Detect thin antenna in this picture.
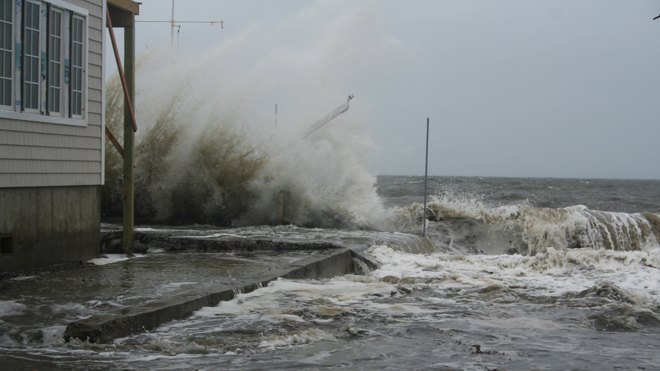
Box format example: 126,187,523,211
275,103,278,126
134,0,222,45
170,0,175,46
423,117,430,237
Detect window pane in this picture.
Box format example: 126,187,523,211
49,86,60,113
53,88,59,111
30,84,37,104
32,59,38,80
1,80,7,106
24,85,31,108
2,52,9,77
31,6,38,26
5,23,11,49
1,23,8,49
25,3,33,26
72,92,77,115
31,32,38,53
75,19,81,39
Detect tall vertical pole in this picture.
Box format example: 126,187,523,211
122,16,136,255
170,0,175,46
423,118,429,237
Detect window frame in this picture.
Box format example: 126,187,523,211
0,0,88,126
47,6,63,117
22,0,41,114
0,0,14,110
69,12,84,119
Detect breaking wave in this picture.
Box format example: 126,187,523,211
101,3,405,229
102,58,385,228
386,192,660,254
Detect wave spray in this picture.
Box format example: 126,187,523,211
103,2,402,228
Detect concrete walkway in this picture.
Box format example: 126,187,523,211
0,246,360,343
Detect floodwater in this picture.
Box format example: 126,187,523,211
1,176,659,370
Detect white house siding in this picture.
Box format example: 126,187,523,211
0,0,104,189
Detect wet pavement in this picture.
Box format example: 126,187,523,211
0,250,340,344
0,225,432,369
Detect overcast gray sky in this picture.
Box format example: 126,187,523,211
111,0,660,179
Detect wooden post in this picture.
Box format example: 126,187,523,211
122,17,136,255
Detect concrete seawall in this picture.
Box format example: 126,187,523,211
64,233,373,343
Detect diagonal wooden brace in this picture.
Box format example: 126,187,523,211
105,126,124,157
106,11,138,133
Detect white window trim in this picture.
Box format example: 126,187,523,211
0,109,85,125
0,0,88,126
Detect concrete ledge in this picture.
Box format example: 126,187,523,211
64,247,365,343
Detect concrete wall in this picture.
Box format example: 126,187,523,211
0,186,100,274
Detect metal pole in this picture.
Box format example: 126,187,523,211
423,117,429,236
170,0,175,46
122,17,136,255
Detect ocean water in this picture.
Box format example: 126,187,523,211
1,175,659,370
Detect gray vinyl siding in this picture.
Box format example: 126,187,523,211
0,0,104,188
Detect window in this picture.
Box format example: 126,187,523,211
23,0,40,112
0,0,13,108
48,8,62,115
0,0,87,124
70,14,83,117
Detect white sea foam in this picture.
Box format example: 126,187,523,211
367,244,660,307
386,190,659,254
258,328,335,349
39,325,66,345
88,254,144,265
10,275,36,281
0,300,26,317
193,277,395,321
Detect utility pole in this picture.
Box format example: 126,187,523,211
135,1,223,46
170,0,175,45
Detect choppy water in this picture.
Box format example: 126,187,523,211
1,176,659,370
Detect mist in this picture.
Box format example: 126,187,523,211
103,2,402,227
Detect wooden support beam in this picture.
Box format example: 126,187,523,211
107,0,140,16
106,12,137,132
105,126,124,157
122,18,136,256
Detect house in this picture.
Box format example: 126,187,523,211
0,0,139,275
